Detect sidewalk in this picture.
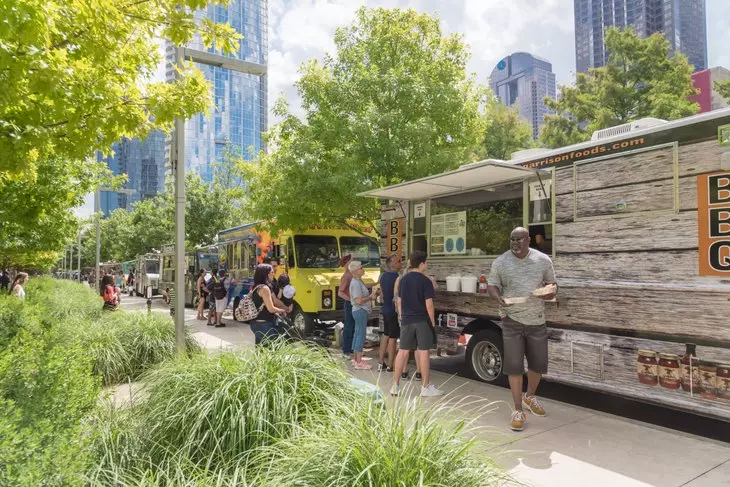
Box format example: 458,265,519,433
120,297,730,487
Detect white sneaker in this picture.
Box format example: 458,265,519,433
390,384,400,396
420,384,444,397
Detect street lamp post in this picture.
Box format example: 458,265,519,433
171,47,266,353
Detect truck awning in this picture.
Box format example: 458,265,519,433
359,160,547,201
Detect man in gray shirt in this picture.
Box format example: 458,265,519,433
488,227,557,432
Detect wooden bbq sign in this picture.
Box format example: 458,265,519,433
386,218,404,257
698,172,730,276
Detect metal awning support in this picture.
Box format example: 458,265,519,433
359,160,549,201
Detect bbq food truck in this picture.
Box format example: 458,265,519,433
363,107,730,421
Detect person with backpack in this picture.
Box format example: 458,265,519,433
208,269,230,328
205,268,217,326
246,264,287,345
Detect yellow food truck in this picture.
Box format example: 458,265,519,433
363,107,730,421
217,223,381,333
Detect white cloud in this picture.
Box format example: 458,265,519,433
268,0,729,124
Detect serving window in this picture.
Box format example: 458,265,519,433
429,182,523,257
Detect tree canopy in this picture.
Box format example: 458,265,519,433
480,100,533,160
540,27,698,148
242,8,485,234
0,0,241,180
716,79,730,103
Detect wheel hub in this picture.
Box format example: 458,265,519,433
472,341,502,381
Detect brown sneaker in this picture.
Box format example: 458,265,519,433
510,410,526,431
522,393,546,416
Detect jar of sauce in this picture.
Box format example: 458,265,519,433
658,353,681,390
699,362,717,400
680,343,699,393
637,350,658,386
716,362,730,404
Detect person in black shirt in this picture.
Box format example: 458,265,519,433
249,264,287,345
390,251,444,398
0,270,10,292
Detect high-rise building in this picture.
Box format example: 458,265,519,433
490,53,557,140
574,0,707,73
165,0,268,182
97,130,167,215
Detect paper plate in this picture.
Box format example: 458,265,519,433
532,284,557,296
504,297,529,304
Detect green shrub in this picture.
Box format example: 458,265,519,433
253,396,508,487
0,318,100,486
0,296,39,351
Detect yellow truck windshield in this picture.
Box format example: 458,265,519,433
340,236,379,268
294,235,340,268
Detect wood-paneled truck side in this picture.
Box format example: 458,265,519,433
364,108,730,421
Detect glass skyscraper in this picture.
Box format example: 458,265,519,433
574,0,708,73
165,0,268,182
490,53,557,140
97,130,167,215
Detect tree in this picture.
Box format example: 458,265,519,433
243,8,484,234
0,157,112,269
716,79,730,103
481,101,533,160
540,27,698,148
0,0,241,180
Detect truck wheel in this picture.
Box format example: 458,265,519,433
466,329,507,385
291,306,314,335
232,297,241,321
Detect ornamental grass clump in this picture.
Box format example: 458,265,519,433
25,276,102,322
252,395,509,487
92,342,362,479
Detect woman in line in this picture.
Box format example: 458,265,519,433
101,274,120,311
9,272,29,300
249,264,287,345
349,260,380,370
195,268,208,320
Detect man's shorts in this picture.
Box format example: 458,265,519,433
399,321,435,351
382,312,400,339
215,298,227,314
502,316,548,376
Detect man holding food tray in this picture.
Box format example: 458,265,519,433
488,227,558,432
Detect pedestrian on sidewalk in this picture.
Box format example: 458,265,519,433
127,269,135,296
338,254,355,358
8,272,28,300
488,226,558,432
0,270,10,292
391,251,443,397
249,264,287,345
211,269,230,328
206,268,217,326
196,268,207,320
378,255,402,372
349,260,379,370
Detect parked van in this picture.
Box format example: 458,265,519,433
135,252,161,297
362,107,730,421
217,223,381,333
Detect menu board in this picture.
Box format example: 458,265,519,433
430,211,467,255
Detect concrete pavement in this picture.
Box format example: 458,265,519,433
119,296,730,487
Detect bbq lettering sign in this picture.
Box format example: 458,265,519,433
386,218,403,257
698,172,730,276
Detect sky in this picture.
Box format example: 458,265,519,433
267,0,730,120
76,0,730,218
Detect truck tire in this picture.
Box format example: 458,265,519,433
465,329,507,386
291,306,314,335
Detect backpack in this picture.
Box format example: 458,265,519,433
212,277,227,300
234,285,266,322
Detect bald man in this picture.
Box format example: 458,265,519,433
487,227,557,432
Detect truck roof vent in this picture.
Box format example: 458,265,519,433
591,118,667,141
